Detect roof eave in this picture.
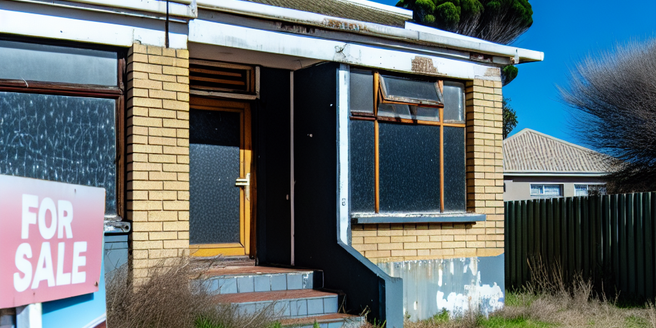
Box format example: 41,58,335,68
195,0,544,63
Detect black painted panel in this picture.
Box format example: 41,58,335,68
255,67,291,265
0,92,117,215
349,120,375,213
444,126,466,212
379,122,441,213
294,63,396,325
189,110,241,244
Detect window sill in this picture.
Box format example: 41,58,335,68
351,212,486,224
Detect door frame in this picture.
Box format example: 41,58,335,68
189,96,255,257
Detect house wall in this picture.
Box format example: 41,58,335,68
351,79,504,263
504,175,607,201
350,78,506,320
125,43,191,283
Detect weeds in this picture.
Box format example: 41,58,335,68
404,257,656,327
106,257,279,328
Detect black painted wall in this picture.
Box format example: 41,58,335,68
293,62,402,327
254,67,291,266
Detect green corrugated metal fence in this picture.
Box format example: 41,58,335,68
505,193,656,301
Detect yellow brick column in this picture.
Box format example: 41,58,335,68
126,43,190,282
465,79,505,258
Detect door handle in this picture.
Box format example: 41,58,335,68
235,173,250,201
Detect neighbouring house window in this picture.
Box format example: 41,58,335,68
575,184,588,196
530,184,562,197
349,69,466,214
0,40,123,218
575,184,607,196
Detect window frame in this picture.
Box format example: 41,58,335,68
349,70,467,215
0,38,126,220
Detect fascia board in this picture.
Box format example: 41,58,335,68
196,0,543,63
189,19,503,80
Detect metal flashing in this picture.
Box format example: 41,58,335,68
351,213,486,224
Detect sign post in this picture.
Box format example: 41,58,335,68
0,175,106,328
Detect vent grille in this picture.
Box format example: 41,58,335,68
189,59,254,94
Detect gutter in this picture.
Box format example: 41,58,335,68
12,0,197,19
195,0,543,63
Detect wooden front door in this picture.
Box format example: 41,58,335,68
189,97,253,257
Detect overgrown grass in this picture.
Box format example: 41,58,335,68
403,258,656,328
106,257,280,328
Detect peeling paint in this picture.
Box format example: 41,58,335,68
484,67,501,77
378,255,505,321
411,56,438,74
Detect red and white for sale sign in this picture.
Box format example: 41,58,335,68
0,175,105,308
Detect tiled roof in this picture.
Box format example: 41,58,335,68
244,0,410,27
503,128,611,173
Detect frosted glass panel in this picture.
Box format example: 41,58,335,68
350,120,375,212
0,92,117,215
350,70,374,114
443,81,465,122
380,75,443,104
443,127,466,212
378,103,412,119
189,110,241,244
379,123,440,212
0,40,117,86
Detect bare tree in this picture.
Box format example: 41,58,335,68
560,38,656,193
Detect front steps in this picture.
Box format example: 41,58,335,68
196,262,365,327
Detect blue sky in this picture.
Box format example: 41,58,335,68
372,0,656,146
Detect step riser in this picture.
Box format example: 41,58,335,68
227,295,338,318
207,272,314,294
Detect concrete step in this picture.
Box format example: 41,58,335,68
214,289,339,318
201,266,317,294
279,313,366,328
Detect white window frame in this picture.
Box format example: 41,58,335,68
530,184,563,197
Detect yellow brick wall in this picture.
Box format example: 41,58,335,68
125,43,190,281
352,78,504,263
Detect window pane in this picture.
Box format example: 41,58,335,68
443,81,465,122
412,106,439,121
530,185,543,195
380,75,443,104
189,110,241,244
575,185,588,196
544,185,562,195
379,123,440,212
530,184,562,196
0,92,117,215
0,40,117,86
378,103,412,119
350,70,374,114
444,127,466,212
349,120,376,212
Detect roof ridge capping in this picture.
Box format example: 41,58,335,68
338,0,413,18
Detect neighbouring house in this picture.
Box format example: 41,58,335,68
504,129,611,201
0,0,543,326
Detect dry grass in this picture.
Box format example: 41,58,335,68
402,258,656,328
106,257,279,328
